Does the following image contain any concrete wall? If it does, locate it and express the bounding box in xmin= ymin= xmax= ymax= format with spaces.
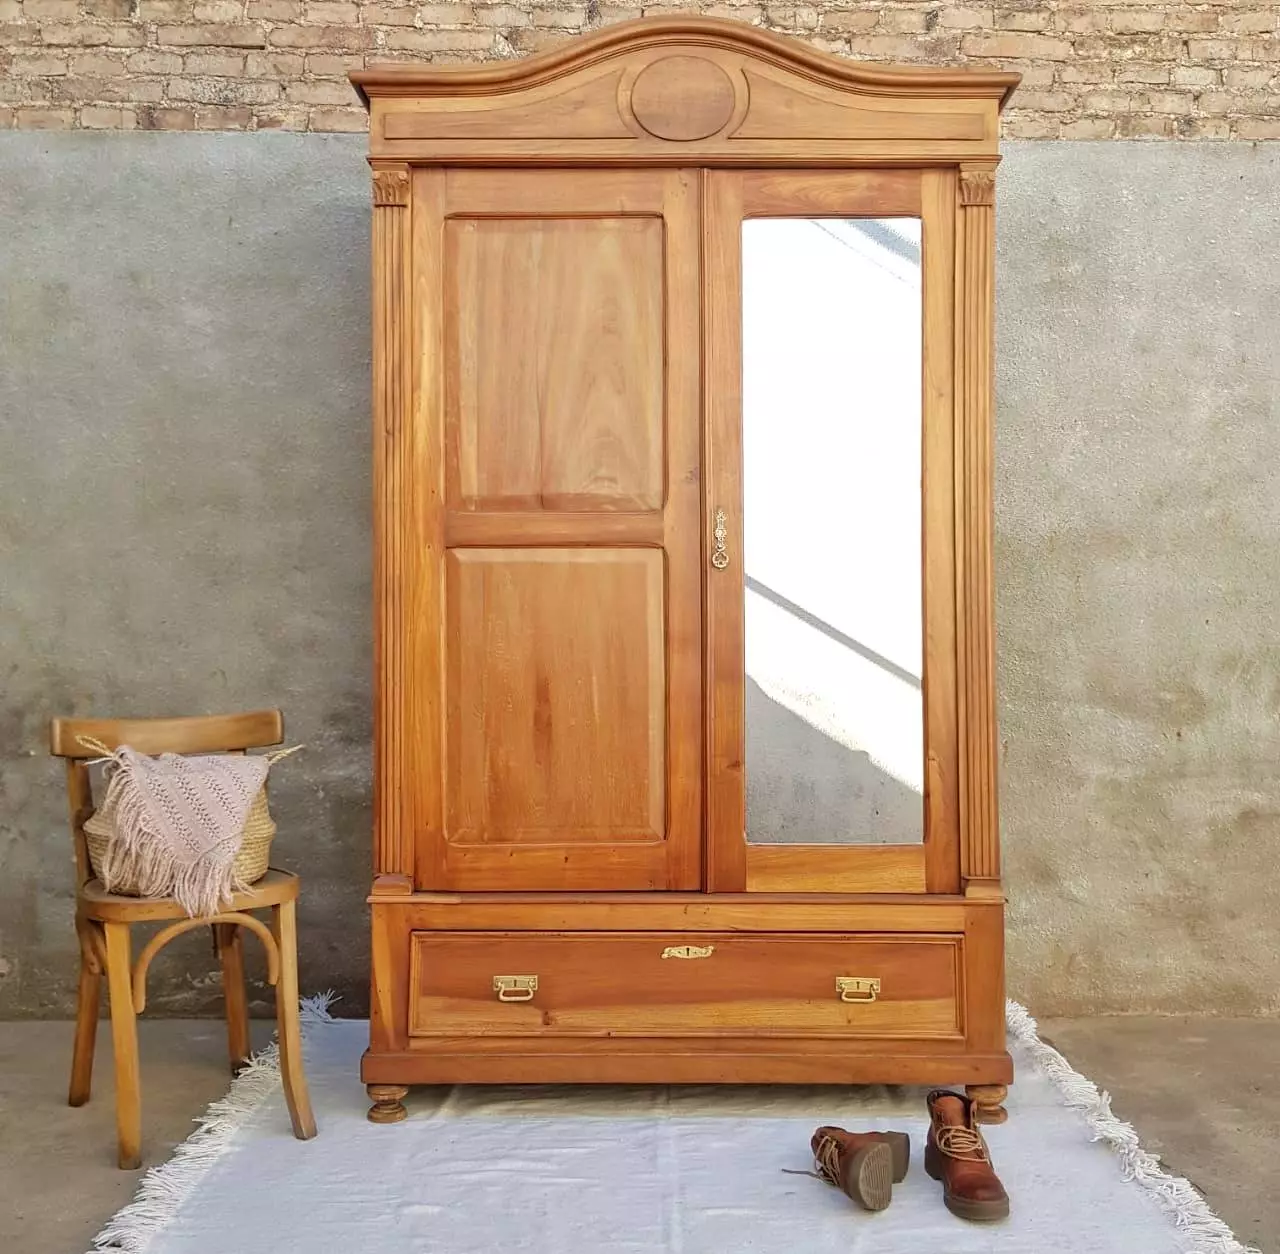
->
xmin=0 ymin=133 xmax=374 ymax=1016
xmin=1 ymin=134 xmax=1278 ymax=1018
xmin=997 ymin=141 xmax=1280 ymax=1015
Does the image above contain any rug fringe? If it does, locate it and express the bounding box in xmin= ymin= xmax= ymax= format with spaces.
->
xmin=1006 ymin=999 xmax=1259 ymax=1254
xmin=89 ymin=991 xmax=338 ymax=1254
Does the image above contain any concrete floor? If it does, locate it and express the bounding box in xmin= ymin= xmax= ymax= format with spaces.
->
xmin=1 ymin=1016 xmax=1275 ymax=1254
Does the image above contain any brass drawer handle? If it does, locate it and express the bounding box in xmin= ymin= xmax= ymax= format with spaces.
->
xmin=836 ymin=977 xmax=880 ymax=1004
xmin=493 ymin=975 xmax=538 ymax=1002
xmin=661 ymin=945 xmax=715 ymax=960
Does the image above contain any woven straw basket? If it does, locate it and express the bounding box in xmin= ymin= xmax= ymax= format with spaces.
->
xmin=84 ymin=787 xmax=275 ymax=896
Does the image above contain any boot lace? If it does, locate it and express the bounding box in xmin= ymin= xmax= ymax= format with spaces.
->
xmin=935 ymin=1124 xmax=990 ymax=1162
xmin=809 ymin=1134 xmax=844 ymax=1185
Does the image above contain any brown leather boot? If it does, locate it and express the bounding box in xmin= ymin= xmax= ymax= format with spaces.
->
xmin=811 ymin=1127 xmax=911 ymax=1183
xmin=808 ymin=1126 xmax=909 ymax=1211
xmin=923 ymin=1090 xmax=1010 ymax=1222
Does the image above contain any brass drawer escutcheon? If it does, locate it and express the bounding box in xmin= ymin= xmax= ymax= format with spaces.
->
xmin=661 ymin=945 xmax=715 ymax=960
xmin=835 ymin=977 xmax=881 ymax=1003
xmin=493 ymin=975 xmax=538 ymax=1002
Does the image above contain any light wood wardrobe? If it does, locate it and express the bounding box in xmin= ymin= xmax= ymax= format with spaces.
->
xmin=351 ymin=17 xmax=1019 ymax=1125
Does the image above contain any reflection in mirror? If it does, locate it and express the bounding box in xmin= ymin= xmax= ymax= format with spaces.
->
xmin=743 ymin=217 xmax=923 ymax=845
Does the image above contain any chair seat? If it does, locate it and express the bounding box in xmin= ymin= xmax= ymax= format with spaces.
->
xmin=78 ymin=867 xmax=299 ymax=921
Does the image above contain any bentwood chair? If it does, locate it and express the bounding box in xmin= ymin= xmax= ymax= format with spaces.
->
xmin=49 ymin=710 xmax=317 ymax=1169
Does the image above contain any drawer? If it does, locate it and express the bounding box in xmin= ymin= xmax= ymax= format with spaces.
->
xmin=408 ymin=931 xmax=963 ymax=1039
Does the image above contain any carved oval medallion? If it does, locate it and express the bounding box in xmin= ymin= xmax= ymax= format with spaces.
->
xmin=629 ymin=56 xmax=736 ymax=141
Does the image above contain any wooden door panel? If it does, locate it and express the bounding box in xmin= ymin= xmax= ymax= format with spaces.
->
xmin=445 ymin=548 xmax=665 ymax=844
xmin=408 ymin=167 xmax=703 ymax=891
xmin=445 ymin=217 xmax=665 ymax=512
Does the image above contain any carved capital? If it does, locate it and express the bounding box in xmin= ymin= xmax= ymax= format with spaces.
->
xmin=372 ymin=167 xmax=410 ymax=207
xmin=959 ymin=167 xmax=996 ymax=207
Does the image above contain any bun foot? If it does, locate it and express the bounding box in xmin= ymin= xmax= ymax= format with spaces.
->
xmin=367 ymin=1083 xmax=409 ymax=1124
xmin=966 ymin=1084 xmax=1008 ymax=1125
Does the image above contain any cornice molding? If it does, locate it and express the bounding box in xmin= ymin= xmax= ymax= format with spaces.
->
xmin=351 ymin=16 xmax=1020 ymax=110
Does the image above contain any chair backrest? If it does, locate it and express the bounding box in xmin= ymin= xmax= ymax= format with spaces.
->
xmin=49 ymin=710 xmax=284 ymax=887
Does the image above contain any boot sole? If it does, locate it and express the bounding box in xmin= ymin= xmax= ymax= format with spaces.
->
xmin=924 ymin=1143 xmax=1010 ymax=1222
xmin=881 ymin=1131 xmax=911 ymax=1183
xmin=842 ymin=1142 xmax=893 ymax=1212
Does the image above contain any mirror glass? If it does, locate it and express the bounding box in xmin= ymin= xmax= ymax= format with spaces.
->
xmin=742 ymin=217 xmax=924 ymax=845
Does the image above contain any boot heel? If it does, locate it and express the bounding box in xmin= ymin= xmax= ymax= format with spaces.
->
xmin=843 ymin=1143 xmax=893 ymax=1212
xmin=923 ymin=1142 xmax=945 ymax=1182
xmin=882 ymin=1131 xmax=911 ymax=1182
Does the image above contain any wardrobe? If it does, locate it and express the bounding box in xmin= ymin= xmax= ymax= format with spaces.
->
xmin=351 ymin=17 xmax=1019 ymax=1125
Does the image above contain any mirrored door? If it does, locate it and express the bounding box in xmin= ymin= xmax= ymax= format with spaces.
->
xmin=742 ymin=216 xmax=923 ymax=849
xmin=705 ymin=170 xmax=959 ymax=894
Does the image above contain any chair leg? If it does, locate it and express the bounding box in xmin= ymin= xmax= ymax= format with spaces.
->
xmin=68 ymin=931 xmax=101 ymax=1107
xmin=214 ymin=923 xmax=251 ymax=1075
xmin=272 ymin=900 xmax=317 ymax=1141
xmin=103 ymin=921 xmax=142 ymax=1170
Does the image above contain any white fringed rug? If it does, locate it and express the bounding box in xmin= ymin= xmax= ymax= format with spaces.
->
xmin=93 ymin=999 xmax=1255 ymax=1254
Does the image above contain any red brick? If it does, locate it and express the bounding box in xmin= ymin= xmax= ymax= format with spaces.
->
xmin=819 ymin=10 xmax=878 ymax=34
xmin=307 ymin=104 xmax=367 ymax=130
xmin=245 ymin=0 xmax=300 ymax=16
xmin=255 ymin=105 xmax=310 ymax=128
xmin=194 ymin=103 xmax=251 ymax=126
xmin=1109 ymin=10 xmax=1164 ymax=34
xmin=12 ymin=52 xmax=70 ymax=74
xmin=128 ymin=51 xmax=185 ymax=73
xmin=303 ymin=1 xmax=358 ymax=21
xmin=70 ymin=50 xmax=130 ymax=74
xmin=157 ymin=24 xmax=268 ymax=46
xmin=21 ymin=0 xmax=78 ymax=16
xmin=995 ymin=10 xmax=1051 ymax=33
xmin=42 ymin=23 xmax=147 ymax=46
xmin=1117 ymin=113 xmax=1172 ymax=136
xmin=1060 ymin=117 xmax=1115 ymax=137
xmin=1235 ymin=116 xmax=1280 ymax=138
xmin=166 ymin=74 xmax=280 ymax=102
xmin=961 ymin=32 xmax=1073 ymax=60
xmin=304 ymin=52 xmax=364 ymax=73
xmin=183 ymin=52 xmax=247 ymax=74
xmin=283 ymin=78 xmax=355 ymax=103
xmin=80 ymin=103 xmax=137 ymax=125
xmin=267 ymin=24 xmax=370 ymax=47
xmin=138 ymin=103 xmax=197 ymax=127
xmin=16 ymin=106 xmax=76 ymax=127
xmin=1219 ymin=11 xmax=1277 ymax=35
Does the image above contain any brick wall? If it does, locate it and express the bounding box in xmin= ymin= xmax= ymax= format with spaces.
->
xmin=1 ymin=2 xmax=1278 ymax=135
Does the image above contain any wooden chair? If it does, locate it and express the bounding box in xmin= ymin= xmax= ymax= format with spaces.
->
xmin=50 ymin=710 xmax=317 ymax=1169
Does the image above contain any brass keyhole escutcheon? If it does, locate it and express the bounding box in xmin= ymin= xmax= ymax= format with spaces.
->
xmin=711 ymin=508 xmax=729 ymax=570
xmin=661 ymin=945 xmax=715 ymax=959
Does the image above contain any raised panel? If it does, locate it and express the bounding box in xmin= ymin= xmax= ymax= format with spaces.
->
xmin=445 ymin=549 xmax=665 ymax=845
xmin=735 ymin=66 xmax=987 ymax=142
xmin=408 ymin=931 xmax=963 ymax=1039
xmin=444 ymin=217 xmax=665 ymax=512
xmin=383 ymin=66 xmax=632 ymax=141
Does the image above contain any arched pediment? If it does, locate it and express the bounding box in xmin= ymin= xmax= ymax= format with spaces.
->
xmin=352 ymin=16 xmax=1019 ymax=165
